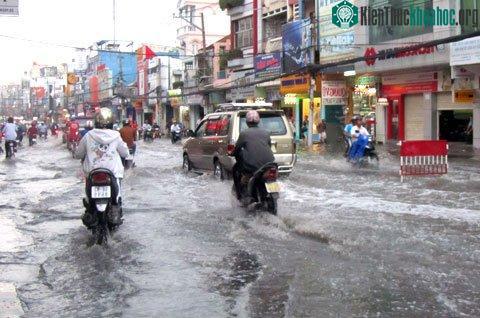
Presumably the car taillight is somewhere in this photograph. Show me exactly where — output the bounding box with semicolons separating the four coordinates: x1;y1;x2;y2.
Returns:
227;144;235;155
92;172;111;184
263;167;278;181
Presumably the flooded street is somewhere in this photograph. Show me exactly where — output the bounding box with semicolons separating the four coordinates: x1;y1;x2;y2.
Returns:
0;138;479;317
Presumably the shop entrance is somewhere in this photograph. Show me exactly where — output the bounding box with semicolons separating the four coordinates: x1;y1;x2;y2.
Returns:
439;110;473;143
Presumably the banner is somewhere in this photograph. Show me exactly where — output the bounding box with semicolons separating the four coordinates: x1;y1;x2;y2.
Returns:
321;80;347;106
0;0;18;16
282;19;312;73
255;53;281;79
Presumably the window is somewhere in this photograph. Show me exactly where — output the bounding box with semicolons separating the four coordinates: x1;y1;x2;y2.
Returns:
368;0;433;44
239;113;287;135
204;115;230;136
234;16;253;48
461;0;480;34
195;120;207;137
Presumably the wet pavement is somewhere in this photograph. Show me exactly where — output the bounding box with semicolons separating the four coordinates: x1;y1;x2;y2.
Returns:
0;137;479;317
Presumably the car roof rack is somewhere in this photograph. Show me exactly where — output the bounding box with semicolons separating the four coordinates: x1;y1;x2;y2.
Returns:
215;102;274;112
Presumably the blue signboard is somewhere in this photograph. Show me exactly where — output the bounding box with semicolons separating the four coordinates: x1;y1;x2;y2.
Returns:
282;19;312;73
254;52;282;79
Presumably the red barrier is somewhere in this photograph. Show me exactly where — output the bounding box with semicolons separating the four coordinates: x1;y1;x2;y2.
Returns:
399;140;448;182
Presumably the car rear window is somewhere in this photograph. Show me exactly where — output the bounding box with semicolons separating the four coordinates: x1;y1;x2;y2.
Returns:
205;115;230;136
239;113;287;135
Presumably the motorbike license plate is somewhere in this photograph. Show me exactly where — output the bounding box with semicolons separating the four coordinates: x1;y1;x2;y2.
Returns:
265;182;280;193
91;186;111;199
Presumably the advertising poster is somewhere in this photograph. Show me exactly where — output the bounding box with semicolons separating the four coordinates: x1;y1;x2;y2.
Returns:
282;19;312;73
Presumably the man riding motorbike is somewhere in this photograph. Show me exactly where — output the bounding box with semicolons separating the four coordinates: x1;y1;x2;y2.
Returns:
2;117;17;158
75;107;129;228
119;119;137;155
348;116;370;162
170;120;182;143
27;121;39;146
80;120;93;138
38;122;48;140
232;110;275;200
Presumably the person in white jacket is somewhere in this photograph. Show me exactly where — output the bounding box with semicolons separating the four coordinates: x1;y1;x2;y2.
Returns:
75;107;129;226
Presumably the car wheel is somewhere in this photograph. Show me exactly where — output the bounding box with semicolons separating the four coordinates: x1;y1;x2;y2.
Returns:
183;154;192;173
213;160;225;181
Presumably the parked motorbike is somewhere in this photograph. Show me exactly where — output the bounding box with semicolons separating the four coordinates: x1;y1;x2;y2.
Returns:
5;140;17;159
233;162;280;215
171;131;182;144
82;168;123;245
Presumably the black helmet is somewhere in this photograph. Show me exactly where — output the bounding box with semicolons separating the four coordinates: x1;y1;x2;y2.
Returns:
94;107;114;129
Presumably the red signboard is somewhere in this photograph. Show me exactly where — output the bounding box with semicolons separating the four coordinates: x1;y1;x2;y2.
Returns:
89;76;99;104
32;87;45;100
400;140;448;157
382;82;437;96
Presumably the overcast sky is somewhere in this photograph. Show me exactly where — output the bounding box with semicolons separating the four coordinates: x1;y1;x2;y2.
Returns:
0;0;178;83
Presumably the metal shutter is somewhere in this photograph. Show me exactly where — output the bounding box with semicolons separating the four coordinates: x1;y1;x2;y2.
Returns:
405;94;425;140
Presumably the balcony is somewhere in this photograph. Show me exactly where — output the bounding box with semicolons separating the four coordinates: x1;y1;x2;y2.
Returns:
264;36;282;54
219;0;244;10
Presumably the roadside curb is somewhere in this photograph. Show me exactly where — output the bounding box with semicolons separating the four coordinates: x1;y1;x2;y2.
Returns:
0;282;24;317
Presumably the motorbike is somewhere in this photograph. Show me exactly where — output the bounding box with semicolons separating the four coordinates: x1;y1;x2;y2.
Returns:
39;131;48;141
144;128;154;143
29;135;37;147
349;135;379;167
153;127;161;139
122;148;135;170
70;140;78;158
233;162;280;215
5;140;17;159
171;131;182;144
82;168;123;245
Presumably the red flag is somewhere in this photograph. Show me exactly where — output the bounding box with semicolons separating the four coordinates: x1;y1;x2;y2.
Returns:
145;46;156;60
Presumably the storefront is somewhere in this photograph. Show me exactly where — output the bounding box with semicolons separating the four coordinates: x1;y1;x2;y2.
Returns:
450;37;480;148
353;76;379;117
280;74;321;141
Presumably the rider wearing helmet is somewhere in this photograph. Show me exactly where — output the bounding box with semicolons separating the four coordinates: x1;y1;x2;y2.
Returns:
74;108;129;226
80;120;93;138
232;110;275;198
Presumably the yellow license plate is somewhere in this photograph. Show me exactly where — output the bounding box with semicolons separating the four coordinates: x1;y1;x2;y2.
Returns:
265;182;280;193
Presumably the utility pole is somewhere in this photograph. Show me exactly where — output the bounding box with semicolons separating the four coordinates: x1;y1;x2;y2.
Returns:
307;18;317;147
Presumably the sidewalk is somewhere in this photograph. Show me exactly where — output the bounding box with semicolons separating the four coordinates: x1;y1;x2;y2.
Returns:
297;141;480;162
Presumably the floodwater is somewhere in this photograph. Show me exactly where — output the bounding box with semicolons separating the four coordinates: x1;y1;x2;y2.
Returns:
0;137;479;317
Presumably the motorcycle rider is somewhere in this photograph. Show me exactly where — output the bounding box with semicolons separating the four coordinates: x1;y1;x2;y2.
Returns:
170;120;182;142
80;120;93;138
75;107;129;227
119;119;137;155
343;117;356;157
27;121;39;146
232;110;275;200
348;116;370;161
38;122;48;140
67;119;80;149
2;117;17;157
15;119;25;146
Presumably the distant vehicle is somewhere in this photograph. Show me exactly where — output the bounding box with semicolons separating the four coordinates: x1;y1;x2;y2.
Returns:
182;102;296;179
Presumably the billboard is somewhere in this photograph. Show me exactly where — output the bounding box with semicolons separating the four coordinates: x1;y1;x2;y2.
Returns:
0;0;18;16
255;53;282;79
282;19;312;73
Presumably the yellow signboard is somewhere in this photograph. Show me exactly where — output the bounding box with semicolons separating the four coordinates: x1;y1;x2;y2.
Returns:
453;89;475;103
